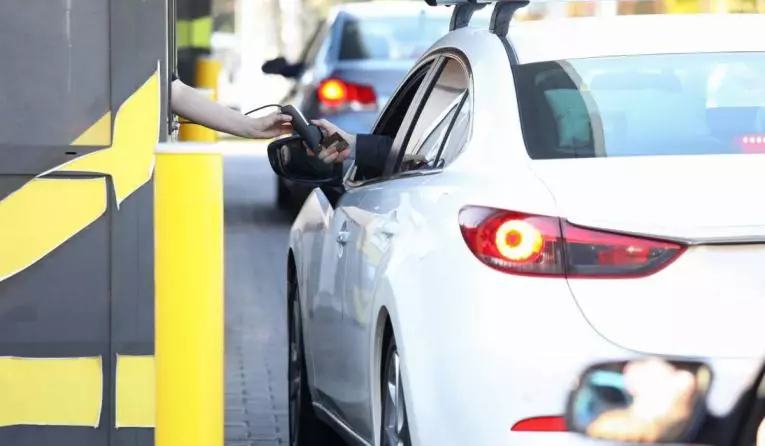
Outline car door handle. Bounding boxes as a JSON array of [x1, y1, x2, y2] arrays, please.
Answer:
[[337, 229, 350, 245]]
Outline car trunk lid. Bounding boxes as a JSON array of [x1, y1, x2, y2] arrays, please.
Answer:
[[531, 155, 765, 358]]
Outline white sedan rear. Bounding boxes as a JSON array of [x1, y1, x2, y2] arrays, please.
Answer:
[[285, 10, 765, 446]]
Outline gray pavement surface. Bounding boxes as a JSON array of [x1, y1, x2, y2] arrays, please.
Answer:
[[223, 149, 294, 446]]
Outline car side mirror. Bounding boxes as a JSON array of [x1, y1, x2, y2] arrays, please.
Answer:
[[261, 57, 304, 79], [267, 134, 343, 186], [565, 359, 713, 444]]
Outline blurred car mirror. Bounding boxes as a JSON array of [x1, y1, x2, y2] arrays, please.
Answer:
[[565, 358, 713, 444], [267, 135, 343, 186], [261, 57, 304, 79]]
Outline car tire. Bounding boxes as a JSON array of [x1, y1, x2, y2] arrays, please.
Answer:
[[288, 280, 342, 446], [277, 177, 291, 210], [380, 336, 412, 446]]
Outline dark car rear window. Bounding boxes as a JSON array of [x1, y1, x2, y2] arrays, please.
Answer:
[[339, 14, 484, 61], [512, 52, 765, 159]]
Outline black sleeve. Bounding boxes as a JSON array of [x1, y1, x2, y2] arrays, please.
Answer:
[[354, 134, 394, 179]]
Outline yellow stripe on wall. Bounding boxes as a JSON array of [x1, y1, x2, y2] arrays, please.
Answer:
[[0, 66, 159, 284], [71, 111, 112, 147], [0, 177, 107, 282], [63, 67, 160, 206], [0, 357, 103, 427], [116, 355, 155, 428]]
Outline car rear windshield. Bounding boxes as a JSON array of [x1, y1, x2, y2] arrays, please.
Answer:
[[339, 14, 483, 61], [513, 52, 765, 159]]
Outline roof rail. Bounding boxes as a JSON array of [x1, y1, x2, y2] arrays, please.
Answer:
[[449, 2, 488, 30], [489, 0, 530, 35], [423, 0, 492, 31], [424, 0, 531, 33]]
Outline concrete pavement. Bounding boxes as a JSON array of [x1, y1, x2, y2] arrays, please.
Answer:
[[223, 147, 294, 445]]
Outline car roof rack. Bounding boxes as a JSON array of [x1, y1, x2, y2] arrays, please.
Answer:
[[424, 0, 530, 34], [489, 0, 530, 36], [449, 2, 488, 31]]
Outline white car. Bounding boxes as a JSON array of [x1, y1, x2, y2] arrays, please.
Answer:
[[283, 4, 765, 446]]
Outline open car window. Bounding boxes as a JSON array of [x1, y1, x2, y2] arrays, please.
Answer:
[[405, 91, 466, 167]]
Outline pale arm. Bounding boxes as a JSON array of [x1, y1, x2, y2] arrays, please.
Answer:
[[170, 79, 292, 139]]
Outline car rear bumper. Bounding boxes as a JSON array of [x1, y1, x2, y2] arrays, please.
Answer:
[[387, 248, 762, 445]]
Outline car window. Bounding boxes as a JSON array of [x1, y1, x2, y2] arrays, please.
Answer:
[[410, 94, 463, 163], [339, 15, 445, 61], [513, 52, 765, 159], [438, 90, 472, 166], [339, 14, 486, 61], [348, 61, 435, 183], [397, 58, 469, 172]]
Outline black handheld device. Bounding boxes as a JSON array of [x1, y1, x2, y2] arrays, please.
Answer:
[[280, 105, 324, 154]]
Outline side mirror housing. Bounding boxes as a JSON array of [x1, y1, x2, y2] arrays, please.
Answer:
[[566, 359, 713, 444], [261, 57, 304, 78], [267, 135, 343, 186]]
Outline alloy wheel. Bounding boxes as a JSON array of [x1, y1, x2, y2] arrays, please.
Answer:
[[288, 287, 303, 446], [382, 347, 410, 446]]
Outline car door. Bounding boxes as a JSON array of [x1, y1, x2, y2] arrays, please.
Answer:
[[335, 54, 474, 441], [308, 184, 369, 411], [309, 57, 443, 434]]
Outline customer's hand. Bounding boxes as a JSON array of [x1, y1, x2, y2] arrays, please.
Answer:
[[586, 359, 698, 443], [247, 112, 293, 139], [311, 119, 357, 164]]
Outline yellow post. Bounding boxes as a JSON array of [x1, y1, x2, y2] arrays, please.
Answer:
[[179, 56, 221, 142], [155, 143, 224, 446], [195, 56, 221, 102]]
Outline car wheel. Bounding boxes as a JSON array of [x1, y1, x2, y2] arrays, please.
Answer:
[[288, 280, 342, 446], [277, 177, 291, 210], [381, 337, 412, 446]]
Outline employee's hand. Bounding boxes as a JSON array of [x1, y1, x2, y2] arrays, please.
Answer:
[[248, 112, 293, 139]]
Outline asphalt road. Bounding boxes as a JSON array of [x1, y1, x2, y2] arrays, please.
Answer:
[[223, 147, 294, 445]]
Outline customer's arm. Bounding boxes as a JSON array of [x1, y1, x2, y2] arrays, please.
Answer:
[[170, 78, 292, 139], [310, 119, 393, 179]]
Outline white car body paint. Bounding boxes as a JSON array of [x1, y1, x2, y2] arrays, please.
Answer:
[[287, 12, 765, 446]]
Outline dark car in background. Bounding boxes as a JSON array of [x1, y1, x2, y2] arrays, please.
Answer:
[[262, 1, 489, 212]]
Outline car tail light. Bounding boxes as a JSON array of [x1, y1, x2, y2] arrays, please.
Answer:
[[511, 415, 567, 432], [739, 135, 765, 153], [317, 78, 377, 113], [458, 206, 686, 278]]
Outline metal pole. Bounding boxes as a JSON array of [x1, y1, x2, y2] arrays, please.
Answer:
[[155, 143, 224, 446]]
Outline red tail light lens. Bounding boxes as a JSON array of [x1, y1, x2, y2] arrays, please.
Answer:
[[458, 206, 686, 278], [318, 78, 377, 112], [738, 134, 765, 153], [511, 416, 567, 432]]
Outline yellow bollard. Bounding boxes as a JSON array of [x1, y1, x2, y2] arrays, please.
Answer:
[[155, 143, 224, 446], [195, 56, 221, 102]]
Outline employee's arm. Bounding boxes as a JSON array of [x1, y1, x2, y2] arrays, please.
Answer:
[[170, 78, 292, 139]]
